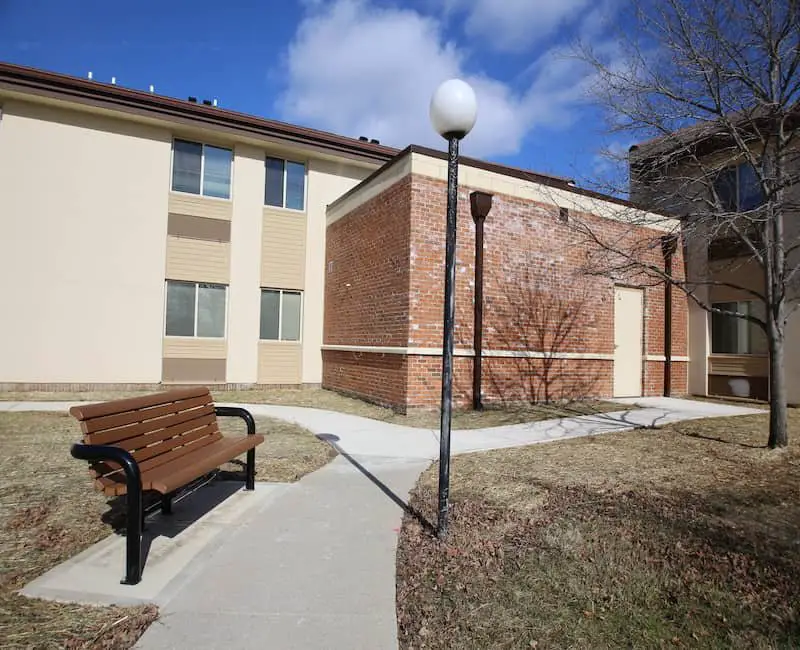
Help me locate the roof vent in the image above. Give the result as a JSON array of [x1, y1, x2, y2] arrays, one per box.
[[370, 139, 380, 145], [188, 96, 197, 103], [149, 84, 155, 93], [87, 71, 93, 80], [212, 98, 218, 107], [358, 136, 369, 142], [202, 99, 212, 106], [111, 76, 116, 85]]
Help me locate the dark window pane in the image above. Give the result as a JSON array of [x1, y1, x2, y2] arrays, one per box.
[[738, 163, 764, 211], [281, 292, 302, 341], [713, 168, 737, 212], [260, 290, 280, 340], [285, 161, 306, 210], [197, 284, 226, 337], [172, 140, 202, 194], [203, 146, 232, 199], [265, 158, 285, 207], [166, 281, 196, 336]]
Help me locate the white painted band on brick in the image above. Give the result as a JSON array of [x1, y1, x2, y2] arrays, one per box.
[[322, 345, 616, 360], [645, 355, 690, 362]]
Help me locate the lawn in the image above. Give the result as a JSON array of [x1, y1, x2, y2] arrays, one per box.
[[0, 411, 333, 649], [397, 410, 800, 649], [0, 387, 629, 430]]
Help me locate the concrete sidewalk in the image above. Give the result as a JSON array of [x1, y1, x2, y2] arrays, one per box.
[[4, 397, 763, 649]]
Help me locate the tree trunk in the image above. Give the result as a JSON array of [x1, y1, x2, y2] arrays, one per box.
[[767, 328, 788, 448]]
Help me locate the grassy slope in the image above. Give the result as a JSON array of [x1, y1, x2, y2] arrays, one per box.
[[397, 411, 800, 649]]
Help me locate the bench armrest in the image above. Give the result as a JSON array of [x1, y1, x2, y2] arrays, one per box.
[[214, 406, 256, 436], [71, 443, 141, 483]]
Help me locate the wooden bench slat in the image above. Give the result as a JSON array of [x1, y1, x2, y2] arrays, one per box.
[[81, 396, 213, 441], [94, 434, 264, 496], [131, 423, 220, 464], [146, 435, 264, 494], [88, 417, 220, 479], [115, 412, 218, 453], [84, 401, 214, 445], [134, 431, 223, 474], [69, 387, 210, 421]]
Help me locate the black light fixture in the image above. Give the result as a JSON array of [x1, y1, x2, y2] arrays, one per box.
[[470, 191, 493, 411], [429, 79, 478, 539]]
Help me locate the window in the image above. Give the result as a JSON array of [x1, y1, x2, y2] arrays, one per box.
[[260, 289, 302, 341], [172, 140, 232, 199], [265, 157, 306, 210], [711, 301, 767, 354], [713, 162, 764, 212], [165, 281, 227, 338]]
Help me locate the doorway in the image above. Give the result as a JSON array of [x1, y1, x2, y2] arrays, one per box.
[[613, 286, 644, 397]]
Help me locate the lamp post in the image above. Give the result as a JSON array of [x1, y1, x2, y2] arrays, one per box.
[[429, 79, 478, 539]]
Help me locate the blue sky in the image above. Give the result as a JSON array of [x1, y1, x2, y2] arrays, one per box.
[[0, 0, 628, 186]]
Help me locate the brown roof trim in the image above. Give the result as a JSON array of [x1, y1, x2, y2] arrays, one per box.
[[329, 144, 661, 215], [0, 61, 398, 164]]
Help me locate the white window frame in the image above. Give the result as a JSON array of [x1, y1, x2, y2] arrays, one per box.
[[265, 156, 307, 212], [260, 288, 304, 342], [164, 280, 228, 339], [171, 139, 234, 201]]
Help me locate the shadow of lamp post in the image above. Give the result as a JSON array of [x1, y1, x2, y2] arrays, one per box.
[[470, 191, 493, 411], [429, 79, 478, 539]]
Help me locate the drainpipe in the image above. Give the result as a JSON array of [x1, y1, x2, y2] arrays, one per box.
[[661, 234, 678, 397], [470, 191, 493, 411]]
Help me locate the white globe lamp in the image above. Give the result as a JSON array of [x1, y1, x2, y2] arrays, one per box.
[[429, 79, 478, 140]]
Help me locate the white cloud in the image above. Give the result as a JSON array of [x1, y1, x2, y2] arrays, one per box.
[[276, 0, 612, 159], [443, 0, 592, 53]]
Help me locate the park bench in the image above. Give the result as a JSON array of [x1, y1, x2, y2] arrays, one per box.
[[69, 386, 264, 586]]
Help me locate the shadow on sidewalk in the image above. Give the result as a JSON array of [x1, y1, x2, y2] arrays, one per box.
[[317, 434, 436, 536]]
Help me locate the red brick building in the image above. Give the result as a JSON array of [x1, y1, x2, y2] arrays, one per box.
[[323, 146, 688, 411]]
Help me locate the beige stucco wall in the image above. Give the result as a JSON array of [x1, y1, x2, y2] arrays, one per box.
[[302, 159, 373, 383], [226, 144, 265, 384], [0, 99, 170, 382]]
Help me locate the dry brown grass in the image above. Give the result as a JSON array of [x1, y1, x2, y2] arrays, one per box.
[[0, 410, 333, 649], [397, 410, 800, 649], [1, 387, 629, 430]]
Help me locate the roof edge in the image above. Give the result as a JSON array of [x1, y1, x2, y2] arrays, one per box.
[[0, 61, 399, 164]]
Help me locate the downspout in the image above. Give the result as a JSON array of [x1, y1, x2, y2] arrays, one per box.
[[470, 191, 493, 411], [661, 234, 678, 397]]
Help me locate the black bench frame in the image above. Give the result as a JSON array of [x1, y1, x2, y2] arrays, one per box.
[[71, 406, 257, 585]]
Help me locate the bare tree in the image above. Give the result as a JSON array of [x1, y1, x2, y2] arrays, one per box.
[[575, 0, 799, 447]]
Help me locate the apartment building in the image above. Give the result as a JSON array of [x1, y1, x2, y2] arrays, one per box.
[[630, 118, 800, 403], [0, 62, 690, 405], [0, 62, 394, 389]]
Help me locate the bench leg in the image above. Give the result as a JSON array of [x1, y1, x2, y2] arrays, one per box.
[[246, 448, 256, 491], [161, 493, 173, 515], [125, 482, 143, 585]]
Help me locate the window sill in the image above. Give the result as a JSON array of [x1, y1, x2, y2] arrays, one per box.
[[263, 205, 307, 216], [170, 190, 233, 203], [258, 339, 302, 345]]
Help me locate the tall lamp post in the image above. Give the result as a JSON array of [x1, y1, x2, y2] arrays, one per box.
[[429, 79, 478, 539]]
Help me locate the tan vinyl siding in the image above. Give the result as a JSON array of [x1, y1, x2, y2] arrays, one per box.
[[162, 358, 226, 383], [169, 192, 233, 221], [166, 236, 230, 284], [258, 341, 302, 384], [708, 354, 768, 377], [163, 337, 227, 359], [261, 208, 306, 290]]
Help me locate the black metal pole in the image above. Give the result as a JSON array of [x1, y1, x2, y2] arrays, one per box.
[[472, 213, 485, 411], [438, 135, 460, 539], [661, 235, 677, 397]]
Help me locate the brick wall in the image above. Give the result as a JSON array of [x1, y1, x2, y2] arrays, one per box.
[[324, 175, 412, 347], [323, 165, 689, 410]]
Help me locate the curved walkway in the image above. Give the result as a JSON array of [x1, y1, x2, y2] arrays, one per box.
[[3, 397, 761, 649]]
